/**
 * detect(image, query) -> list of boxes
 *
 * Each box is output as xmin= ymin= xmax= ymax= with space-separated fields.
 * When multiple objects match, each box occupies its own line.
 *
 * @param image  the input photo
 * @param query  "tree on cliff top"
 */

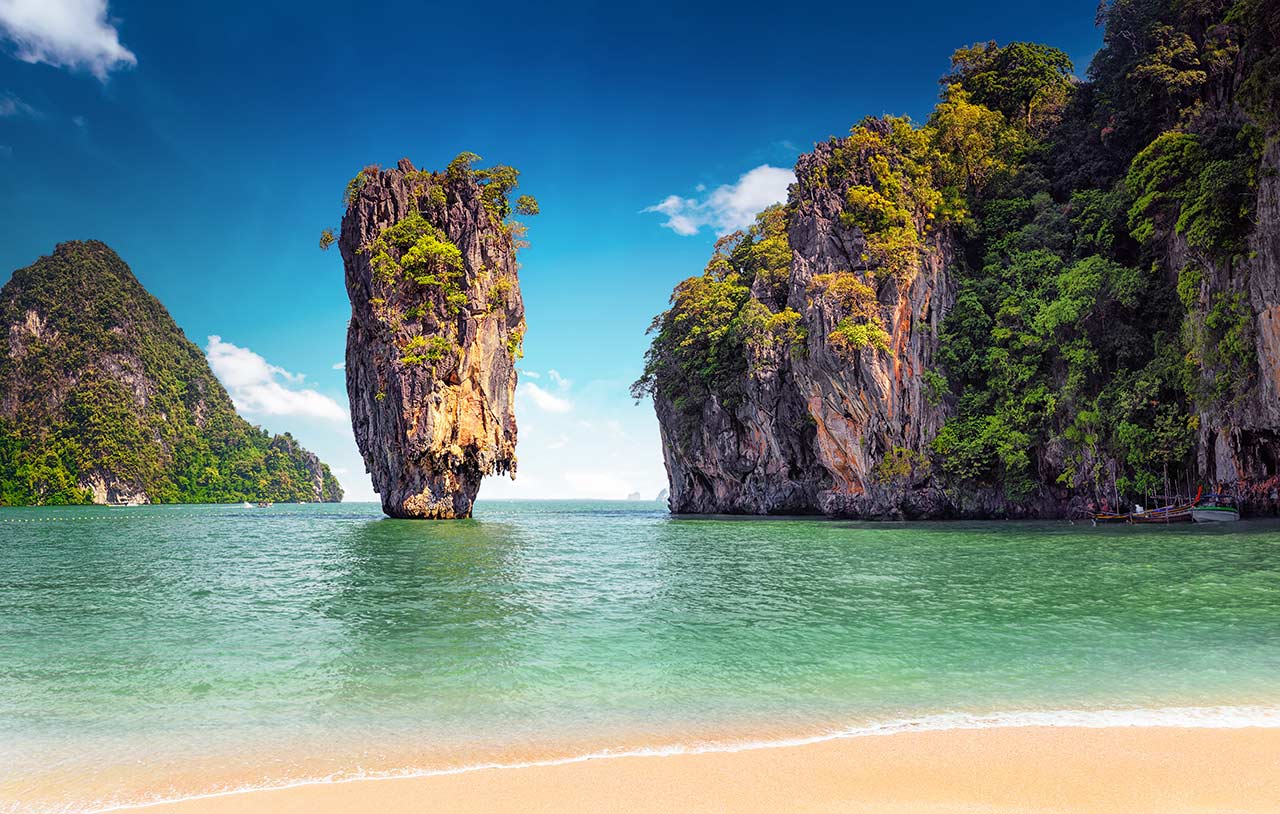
xmin=942 ymin=40 xmax=1074 ymax=132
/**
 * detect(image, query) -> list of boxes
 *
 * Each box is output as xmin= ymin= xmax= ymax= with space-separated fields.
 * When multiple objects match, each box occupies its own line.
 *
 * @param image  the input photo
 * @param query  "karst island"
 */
xmin=334 ymin=154 xmax=534 ymax=518
xmin=2 ymin=1 xmax=1280 ymax=813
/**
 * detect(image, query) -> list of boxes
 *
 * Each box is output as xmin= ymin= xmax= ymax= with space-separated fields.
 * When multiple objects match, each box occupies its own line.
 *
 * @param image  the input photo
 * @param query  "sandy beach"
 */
xmin=126 ymin=725 xmax=1280 ymax=813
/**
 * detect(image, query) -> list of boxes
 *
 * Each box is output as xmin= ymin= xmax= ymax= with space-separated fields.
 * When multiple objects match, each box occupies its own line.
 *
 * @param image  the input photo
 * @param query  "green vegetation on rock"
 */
xmin=638 ymin=0 xmax=1276 ymax=508
xmin=632 ymin=207 xmax=800 ymax=412
xmin=0 ymin=241 xmax=343 ymax=506
xmin=930 ymin=0 xmax=1270 ymax=499
xmin=347 ymin=154 xmax=535 ymax=382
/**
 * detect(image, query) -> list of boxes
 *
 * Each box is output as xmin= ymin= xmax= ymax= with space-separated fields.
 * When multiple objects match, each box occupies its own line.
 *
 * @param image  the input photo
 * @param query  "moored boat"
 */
xmin=1089 ymin=511 xmax=1131 ymax=525
xmin=1192 ymin=494 xmax=1239 ymax=522
xmin=1129 ymin=503 xmax=1194 ymax=524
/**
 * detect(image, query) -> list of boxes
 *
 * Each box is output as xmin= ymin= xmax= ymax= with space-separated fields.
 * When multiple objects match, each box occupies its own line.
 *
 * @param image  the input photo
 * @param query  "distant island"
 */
xmin=635 ymin=1 xmax=1279 ymax=519
xmin=0 ymin=241 xmax=342 ymax=506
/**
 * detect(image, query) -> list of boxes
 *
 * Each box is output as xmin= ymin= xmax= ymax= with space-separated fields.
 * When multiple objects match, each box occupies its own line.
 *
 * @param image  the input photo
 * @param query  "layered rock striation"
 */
xmin=338 ymin=156 xmax=529 ymax=518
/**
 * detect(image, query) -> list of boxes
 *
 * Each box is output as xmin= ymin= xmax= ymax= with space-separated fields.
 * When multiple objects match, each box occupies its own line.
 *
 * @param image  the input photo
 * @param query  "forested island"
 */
xmin=635 ymin=0 xmax=1280 ymax=517
xmin=0 ymin=241 xmax=342 ymax=506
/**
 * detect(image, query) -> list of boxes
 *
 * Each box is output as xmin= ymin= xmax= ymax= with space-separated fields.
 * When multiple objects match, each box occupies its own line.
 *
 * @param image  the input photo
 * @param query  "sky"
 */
xmin=0 ymin=0 xmax=1105 ymax=502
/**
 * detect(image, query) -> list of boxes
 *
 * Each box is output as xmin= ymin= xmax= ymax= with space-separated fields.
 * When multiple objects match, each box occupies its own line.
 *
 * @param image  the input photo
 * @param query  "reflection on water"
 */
xmin=1 ymin=502 xmax=1279 ymax=811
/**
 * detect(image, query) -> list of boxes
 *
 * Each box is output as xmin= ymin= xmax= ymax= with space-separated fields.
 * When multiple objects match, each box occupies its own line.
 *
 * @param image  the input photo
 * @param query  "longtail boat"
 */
xmin=1129 ymin=502 xmax=1194 ymax=523
xmin=1089 ymin=511 xmax=1131 ymax=525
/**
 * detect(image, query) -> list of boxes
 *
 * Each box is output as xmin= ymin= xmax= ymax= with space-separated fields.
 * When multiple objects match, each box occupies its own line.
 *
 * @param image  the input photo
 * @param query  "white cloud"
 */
xmin=0 ymin=91 xmax=37 ymax=117
xmin=645 ymin=195 xmax=702 ymax=236
xmin=518 ymin=368 xmax=575 ymax=413
xmin=205 ymin=335 xmax=347 ymax=422
xmin=331 ymin=362 xmax=345 ymax=370
xmin=0 ymin=0 xmax=137 ymax=80
xmin=644 ymin=164 xmax=795 ymax=236
xmin=518 ymin=382 xmax=572 ymax=413
xmin=547 ymin=369 xmax=571 ymax=389
xmin=484 ymin=370 xmax=668 ymax=502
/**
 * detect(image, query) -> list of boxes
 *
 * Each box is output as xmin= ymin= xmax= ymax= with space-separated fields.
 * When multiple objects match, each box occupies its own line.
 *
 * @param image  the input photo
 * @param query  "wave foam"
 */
xmin=83 ymin=705 xmax=1280 ymax=813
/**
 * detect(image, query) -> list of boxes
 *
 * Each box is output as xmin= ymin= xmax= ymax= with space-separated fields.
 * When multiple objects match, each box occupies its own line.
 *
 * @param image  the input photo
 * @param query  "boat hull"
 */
xmin=1129 ymin=505 xmax=1194 ymax=524
xmin=1089 ymin=513 xmax=1131 ymax=525
xmin=1192 ymin=507 xmax=1240 ymax=522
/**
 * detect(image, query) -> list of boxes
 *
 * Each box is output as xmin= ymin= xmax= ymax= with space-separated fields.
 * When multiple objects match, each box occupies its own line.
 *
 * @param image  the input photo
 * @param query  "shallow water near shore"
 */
xmin=2 ymin=501 xmax=1279 ymax=812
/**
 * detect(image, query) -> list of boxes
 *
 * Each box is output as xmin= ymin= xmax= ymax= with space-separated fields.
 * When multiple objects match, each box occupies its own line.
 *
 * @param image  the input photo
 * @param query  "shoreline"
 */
xmin=60 ymin=705 xmax=1280 ymax=814
xmin=88 ymin=721 xmax=1280 ymax=814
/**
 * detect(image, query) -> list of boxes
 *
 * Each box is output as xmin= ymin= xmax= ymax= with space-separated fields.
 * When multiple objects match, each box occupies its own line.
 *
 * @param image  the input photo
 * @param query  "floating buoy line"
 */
xmin=1 ymin=511 xmax=253 ymax=523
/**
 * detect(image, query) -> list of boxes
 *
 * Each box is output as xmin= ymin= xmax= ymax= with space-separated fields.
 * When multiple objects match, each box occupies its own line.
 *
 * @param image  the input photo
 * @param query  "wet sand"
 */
xmin=129 ymin=725 xmax=1280 ymax=813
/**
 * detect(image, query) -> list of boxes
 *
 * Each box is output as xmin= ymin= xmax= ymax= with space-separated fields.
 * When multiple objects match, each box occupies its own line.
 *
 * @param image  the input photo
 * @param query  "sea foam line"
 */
xmin=80 ymin=704 xmax=1280 ymax=813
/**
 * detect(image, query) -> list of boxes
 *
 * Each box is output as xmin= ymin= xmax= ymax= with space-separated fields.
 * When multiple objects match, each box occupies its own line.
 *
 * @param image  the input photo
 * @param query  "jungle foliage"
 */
xmin=0 ymin=242 xmax=342 ymax=506
xmin=932 ymin=0 xmax=1271 ymax=499
xmin=637 ymin=0 xmax=1274 ymax=502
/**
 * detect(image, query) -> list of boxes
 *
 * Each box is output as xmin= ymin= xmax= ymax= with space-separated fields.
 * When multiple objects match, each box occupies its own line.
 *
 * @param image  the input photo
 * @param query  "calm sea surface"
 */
xmin=2 ymin=501 xmax=1279 ymax=811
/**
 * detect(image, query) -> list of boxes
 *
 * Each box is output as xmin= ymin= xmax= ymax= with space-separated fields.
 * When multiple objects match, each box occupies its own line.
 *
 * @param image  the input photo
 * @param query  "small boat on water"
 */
xmin=1191 ymin=493 xmax=1240 ymax=522
xmin=255 ymin=501 xmax=273 ymax=508
xmin=1089 ymin=511 xmax=1131 ymax=525
xmin=1128 ymin=502 xmax=1194 ymax=524
xmin=1087 ymin=484 xmax=1245 ymax=525
xmin=1088 ymin=486 xmax=1198 ymax=525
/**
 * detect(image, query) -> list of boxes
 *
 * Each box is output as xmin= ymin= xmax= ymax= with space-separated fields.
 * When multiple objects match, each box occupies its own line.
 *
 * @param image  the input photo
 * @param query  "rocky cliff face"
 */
xmin=0 ymin=241 xmax=343 ymax=505
xmin=652 ymin=129 xmax=959 ymax=517
xmin=1194 ymin=138 xmax=1280 ymax=512
xmin=643 ymin=2 xmax=1280 ymax=518
xmin=338 ymin=157 xmax=526 ymax=518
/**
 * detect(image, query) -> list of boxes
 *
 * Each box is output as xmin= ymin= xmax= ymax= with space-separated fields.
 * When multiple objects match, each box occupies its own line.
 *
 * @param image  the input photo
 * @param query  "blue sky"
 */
xmin=0 ymin=0 xmax=1104 ymax=501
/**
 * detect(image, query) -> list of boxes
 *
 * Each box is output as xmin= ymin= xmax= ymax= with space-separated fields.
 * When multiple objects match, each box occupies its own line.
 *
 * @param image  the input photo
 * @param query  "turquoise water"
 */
xmin=2 ymin=501 xmax=1279 ymax=811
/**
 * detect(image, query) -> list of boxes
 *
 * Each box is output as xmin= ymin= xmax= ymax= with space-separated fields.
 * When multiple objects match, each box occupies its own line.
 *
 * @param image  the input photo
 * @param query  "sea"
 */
xmin=2 ymin=501 xmax=1278 ymax=812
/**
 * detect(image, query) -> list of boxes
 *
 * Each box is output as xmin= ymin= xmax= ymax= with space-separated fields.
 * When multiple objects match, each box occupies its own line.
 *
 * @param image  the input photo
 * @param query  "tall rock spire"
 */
xmin=338 ymin=155 xmax=530 ymax=518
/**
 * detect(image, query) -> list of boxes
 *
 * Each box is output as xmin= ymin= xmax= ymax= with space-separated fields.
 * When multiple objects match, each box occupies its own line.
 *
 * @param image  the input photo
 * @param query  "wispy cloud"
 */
xmin=644 ymin=164 xmax=795 ymax=236
xmin=548 ymin=369 xmax=571 ymax=389
xmin=331 ymin=362 xmax=344 ymax=371
xmin=484 ymin=370 xmax=668 ymax=501
xmin=519 ymin=382 xmax=572 ymax=413
xmin=205 ymin=335 xmax=347 ymax=422
xmin=0 ymin=0 xmax=137 ymax=80
xmin=0 ymin=91 xmax=37 ymax=117
xmin=517 ymin=367 xmax=574 ymax=413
